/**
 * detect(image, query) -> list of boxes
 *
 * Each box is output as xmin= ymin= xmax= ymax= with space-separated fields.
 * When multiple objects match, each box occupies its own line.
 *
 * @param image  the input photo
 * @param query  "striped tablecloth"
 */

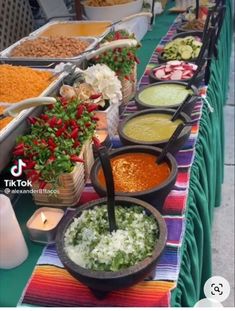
xmin=18 ymin=17 xmax=207 ymax=307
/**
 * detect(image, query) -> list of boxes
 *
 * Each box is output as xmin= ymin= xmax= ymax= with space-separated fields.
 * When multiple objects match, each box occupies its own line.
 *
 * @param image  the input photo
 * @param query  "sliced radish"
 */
xmin=170 ymin=70 xmax=183 ymax=80
xmin=155 ymin=69 xmax=165 ymax=79
xmin=182 ymin=64 xmax=193 ymax=70
xmin=183 ymin=70 xmax=192 ymax=76
xmin=167 ymin=60 xmax=182 ymax=66
xmin=163 ymin=73 xmax=172 ymax=79
xmin=164 ymin=67 xmax=172 ymax=73
xmin=191 ymin=64 xmax=198 ymax=71
xmin=174 ymin=66 xmax=185 ymax=70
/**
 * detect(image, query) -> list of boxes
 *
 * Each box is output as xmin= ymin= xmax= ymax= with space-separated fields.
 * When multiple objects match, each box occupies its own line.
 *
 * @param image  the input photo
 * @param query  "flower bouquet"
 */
xmin=13 ymin=97 xmax=98 ymax=207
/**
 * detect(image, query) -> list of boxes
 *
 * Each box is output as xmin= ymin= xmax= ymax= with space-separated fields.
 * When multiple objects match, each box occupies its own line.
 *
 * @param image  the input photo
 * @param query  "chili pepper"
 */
xmin=48 ymin=138 xmax=56 ymax=148
xmin=60 ymin=97 xmax=68 ymax=106
xmin=13 ymin=148 xmax=24 ymax=156
xmin=49 ymin=116 xmax=57 ymax=128
xmin=26 ymin=160 xmax=36 ymax=169
xmin=40 ymin=114 xmax=49 ymax=122
xmin=92 ymin=137 xmax=101 ymax=148
xmin=89 ymin=94 xmax=102 ymax=100
xmin=27 ymin=116 xmax=36 ymax=125
xmin=73 ymin=141 xmax=81 ymax=148
xmin=70 ymin=127 xmax=79 ymax=139
xmin=31 ymin=173 xmax=40 ymax=183
xmin=48 ymin=104 xmax=54 ymax=110
xmin=85 ymin=122 xmax=91 ymax=128
xmin=70 ymin=155 xmax=84 ymax=163
xmin=15 ymin=143 xmax=24 ymax=150
xmin=134 ymin=56 xmax=140 ymax=64
xmin=125 ymin=75 xmax=130 ymax=81
xmin=56 ymin=125 xmax=66 ymax=137
xmin=76 ymin=105 xmax=84 ymax=118
xmin=47 ymin=155 xmax=56 ymax=164
xmin=33 ymin=140 xmax=38 ymax=145
xmin=70 ymin=120 xmax=78 ymax=128
xmin=87 ymin=104 xmax=98 ymax=112
xmin=115 ymin=32 xmax=121 ymax=40
xmin=41 ymin=139 xmax=47 ymax=145
xmin=92 ymin=116 xmax=99 ymax=121
xmin=39 ymin=181 xmax=47 ymax=189
xmin=56 ymin=118 xmax=63 ymax=127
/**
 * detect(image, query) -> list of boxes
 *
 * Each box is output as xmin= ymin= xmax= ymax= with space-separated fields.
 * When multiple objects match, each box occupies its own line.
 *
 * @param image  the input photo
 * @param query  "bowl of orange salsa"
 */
xmin=90 ymin=145 xmax=178 ymax=208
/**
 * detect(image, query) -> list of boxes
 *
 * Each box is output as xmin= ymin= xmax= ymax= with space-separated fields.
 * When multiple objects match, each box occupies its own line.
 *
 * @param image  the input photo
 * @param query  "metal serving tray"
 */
xmin=0 ymin=36 xmax=98 ymax=67
xmin=28 ymin=20 xmax=111 ymax=39
xmin=0 ymin=69 xmax=69 ymax=173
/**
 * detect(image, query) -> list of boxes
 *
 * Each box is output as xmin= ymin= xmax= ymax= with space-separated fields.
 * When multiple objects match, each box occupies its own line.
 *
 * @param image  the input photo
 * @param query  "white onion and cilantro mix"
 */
xmin=64 ymin=205 xmax=158 ymax=272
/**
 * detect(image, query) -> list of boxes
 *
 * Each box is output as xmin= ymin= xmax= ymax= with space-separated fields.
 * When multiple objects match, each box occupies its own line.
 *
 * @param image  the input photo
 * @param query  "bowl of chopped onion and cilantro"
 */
xmin=56 ymin=196 xmax=167 ymax=294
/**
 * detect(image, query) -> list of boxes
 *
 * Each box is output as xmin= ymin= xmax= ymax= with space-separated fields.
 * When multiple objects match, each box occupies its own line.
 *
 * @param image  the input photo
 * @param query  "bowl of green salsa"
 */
xmin=135 ymin=81 xmax=198 ymax=116
xmin=118 ymin=108 xmax=192 ymax=155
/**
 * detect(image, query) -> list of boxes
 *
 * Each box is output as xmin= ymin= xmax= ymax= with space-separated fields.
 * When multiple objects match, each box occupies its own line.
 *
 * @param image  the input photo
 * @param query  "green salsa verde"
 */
xmin=138 ymin=84 xmax=193 ymax=107
xmin=123 ymin=113 xmax=183 ymax=142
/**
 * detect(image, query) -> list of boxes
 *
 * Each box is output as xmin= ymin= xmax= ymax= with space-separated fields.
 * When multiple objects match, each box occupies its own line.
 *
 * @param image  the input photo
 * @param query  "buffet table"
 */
xmin=0 ymin=0 xmax=232 ymax=307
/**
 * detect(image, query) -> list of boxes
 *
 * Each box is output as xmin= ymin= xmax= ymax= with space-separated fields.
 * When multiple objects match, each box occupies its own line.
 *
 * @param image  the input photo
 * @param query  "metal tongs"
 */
xmin=0 ymin=97 xmax=56 ymax=120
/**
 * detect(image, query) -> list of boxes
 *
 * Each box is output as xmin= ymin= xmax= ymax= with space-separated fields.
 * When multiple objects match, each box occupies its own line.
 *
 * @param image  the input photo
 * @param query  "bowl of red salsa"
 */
xmin=90 ymin=145 xmax=178 ymax=208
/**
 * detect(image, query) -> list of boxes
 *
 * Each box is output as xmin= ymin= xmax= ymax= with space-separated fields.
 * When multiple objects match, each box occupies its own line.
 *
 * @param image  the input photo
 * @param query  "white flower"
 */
xmin=83 ymin=64 xmax=122 ymax=105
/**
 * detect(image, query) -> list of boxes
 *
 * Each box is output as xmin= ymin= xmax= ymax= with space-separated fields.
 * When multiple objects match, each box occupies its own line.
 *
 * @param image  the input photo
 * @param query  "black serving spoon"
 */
xmin=97 ymin=146 xmax=117 ymax=233
xmin=156 ymin=122 xmax=192 ymax=164
xmin=195 ymin=0 xmax=199 ymax=19
xmin=171 ymin=94 xmax=195 ymax=121
xmin=187 ymin=57 xmax=207 ymax=90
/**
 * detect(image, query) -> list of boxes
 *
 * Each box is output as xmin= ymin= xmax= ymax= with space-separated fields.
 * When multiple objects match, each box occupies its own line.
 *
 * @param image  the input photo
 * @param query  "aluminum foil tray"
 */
xmin=29 ymin=20 xmax=111 ymax=39
xmin=0 ymin=36 xmax=97 ymax=66
xmin=0 ymin=69 xmax=69 ymax=172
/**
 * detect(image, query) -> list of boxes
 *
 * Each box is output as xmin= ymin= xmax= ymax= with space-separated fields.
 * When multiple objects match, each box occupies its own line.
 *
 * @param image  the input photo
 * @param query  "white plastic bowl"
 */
xmin=82 ymin=0 xmax=144 ymax=21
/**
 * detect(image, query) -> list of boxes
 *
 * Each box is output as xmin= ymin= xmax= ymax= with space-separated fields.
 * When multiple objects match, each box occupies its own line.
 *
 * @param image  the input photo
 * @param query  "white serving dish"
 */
xmin=82 ymin=0 xmax=144 ymax=21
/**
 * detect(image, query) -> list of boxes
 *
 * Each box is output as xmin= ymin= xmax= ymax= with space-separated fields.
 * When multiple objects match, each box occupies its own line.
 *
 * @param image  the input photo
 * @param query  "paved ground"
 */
xmin=211 ymin=39 xmax=235 ymax=307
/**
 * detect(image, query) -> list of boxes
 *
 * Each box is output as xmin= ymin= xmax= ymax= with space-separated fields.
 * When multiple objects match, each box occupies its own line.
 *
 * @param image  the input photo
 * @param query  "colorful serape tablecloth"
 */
xmin=18 ymin=17 xmax=207 ymax=307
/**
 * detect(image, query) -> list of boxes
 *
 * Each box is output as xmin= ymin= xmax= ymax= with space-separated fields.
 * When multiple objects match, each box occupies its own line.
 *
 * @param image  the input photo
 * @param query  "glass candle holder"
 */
xmin=0 ymin=194 xmax=28 ymax=269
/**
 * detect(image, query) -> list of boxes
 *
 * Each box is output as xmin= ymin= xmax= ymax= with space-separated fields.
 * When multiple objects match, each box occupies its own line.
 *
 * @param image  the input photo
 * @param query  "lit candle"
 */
xmin=0 ymin=194 xmax=28 ymax=269
xmin=27 ymin=207 xmax=64 ymax=244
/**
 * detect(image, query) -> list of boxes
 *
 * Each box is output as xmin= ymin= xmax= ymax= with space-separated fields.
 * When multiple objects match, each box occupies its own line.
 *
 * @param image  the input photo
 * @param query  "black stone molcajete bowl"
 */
xmin=118 ymin=108 xmax=192 ymax=155
xmin=56 ymin=196 xmax=167 ymax=295
xmin=90 ymin=145 xmax=178 ymax=208
xmin=158 ymin=31 xmax=203 ymax=64
xmin=135 ymin=81 xmax=199 ymax=117
xmin=148 ymin=63 xmax=205 ymax=88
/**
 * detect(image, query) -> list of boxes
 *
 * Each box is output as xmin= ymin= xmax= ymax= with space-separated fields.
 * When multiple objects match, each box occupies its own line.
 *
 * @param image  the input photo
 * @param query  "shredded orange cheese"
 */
xmin=0 ymin=65 xmax=53 ymax=130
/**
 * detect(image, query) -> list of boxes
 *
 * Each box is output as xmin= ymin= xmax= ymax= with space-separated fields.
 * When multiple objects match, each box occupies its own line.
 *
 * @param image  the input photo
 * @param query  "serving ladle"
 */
xmin=171 ymin=94 xmax=195 ymax=122
xmin=0 ymin=97 xmax=56 ymax=120
xmin=156 ymin=121 xmax=193 ymax=164
xmin=97 ymin=146 xmax=117 ymax=233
